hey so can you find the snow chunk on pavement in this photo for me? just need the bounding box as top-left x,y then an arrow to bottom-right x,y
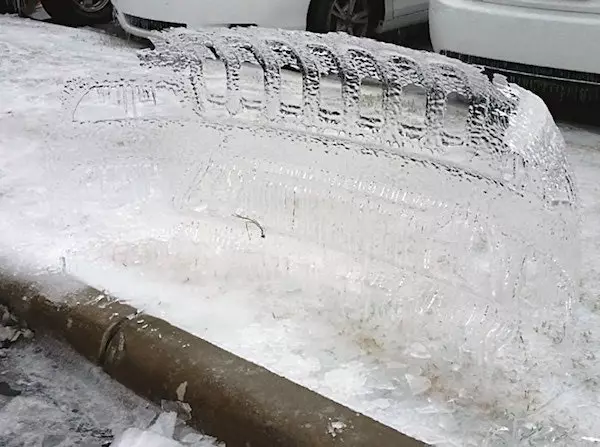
111,412 -> 221,447
111,428 -> 181,447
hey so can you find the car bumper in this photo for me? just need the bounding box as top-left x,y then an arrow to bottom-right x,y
429,0 -> 600,74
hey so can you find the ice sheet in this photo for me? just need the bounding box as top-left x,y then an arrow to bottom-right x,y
0,17 -> 598,446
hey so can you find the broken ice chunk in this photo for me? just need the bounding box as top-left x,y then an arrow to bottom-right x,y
405,373 -> 432,395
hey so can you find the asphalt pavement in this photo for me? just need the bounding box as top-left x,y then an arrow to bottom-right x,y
0,306 -> 208,447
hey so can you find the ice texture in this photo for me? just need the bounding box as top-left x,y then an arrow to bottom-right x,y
110,412 -> 221,447
2,20 -> 583,444
66,28 -> 578,360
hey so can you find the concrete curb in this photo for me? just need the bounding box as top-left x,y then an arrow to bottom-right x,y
0,271 -> 426,447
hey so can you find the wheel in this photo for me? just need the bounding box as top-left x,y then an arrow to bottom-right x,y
0,0 -> 17,13
0,0 -> 22,15
307,0 -> 381,38
0,0 -> 34,15
40,0 -> 112,25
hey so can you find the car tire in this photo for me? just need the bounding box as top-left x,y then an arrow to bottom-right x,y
0,0 -> 19,14
0,0 -> 36,16
307,0 -> 381,37
40,0 -> 112,25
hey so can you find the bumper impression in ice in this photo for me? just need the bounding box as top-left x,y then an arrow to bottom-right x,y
63,28 -> 579,381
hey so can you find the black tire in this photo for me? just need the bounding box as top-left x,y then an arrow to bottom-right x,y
40,0 -> 112,25
0,0 -> 19,14
307,0 -> 381,37
0,0 -> 36,16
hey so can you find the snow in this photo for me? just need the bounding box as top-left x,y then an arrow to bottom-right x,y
0,15 -> 598,446
110,412 -> 220,447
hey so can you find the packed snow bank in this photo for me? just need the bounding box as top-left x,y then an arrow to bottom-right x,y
1,16 -> 598,446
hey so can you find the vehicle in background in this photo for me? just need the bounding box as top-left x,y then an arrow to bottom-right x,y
430,0 -> 600,76
0,0 -> 112,24
429,0 -> 600,123
112,0 -> 428,39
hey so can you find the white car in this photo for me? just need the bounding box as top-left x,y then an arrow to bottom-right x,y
429,0 -> 600,77
112,0 -> 428,39
1,0 -> 112,24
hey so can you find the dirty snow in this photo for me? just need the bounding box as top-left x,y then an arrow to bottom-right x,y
0,305 -> 220,447
0,15 -> 599,446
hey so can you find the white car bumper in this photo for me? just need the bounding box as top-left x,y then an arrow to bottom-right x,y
429,0 -> 600,74
112,0 -> 310,38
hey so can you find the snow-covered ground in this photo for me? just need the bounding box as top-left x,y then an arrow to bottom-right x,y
0,306 -> 220,447
1,15 -> 599,446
